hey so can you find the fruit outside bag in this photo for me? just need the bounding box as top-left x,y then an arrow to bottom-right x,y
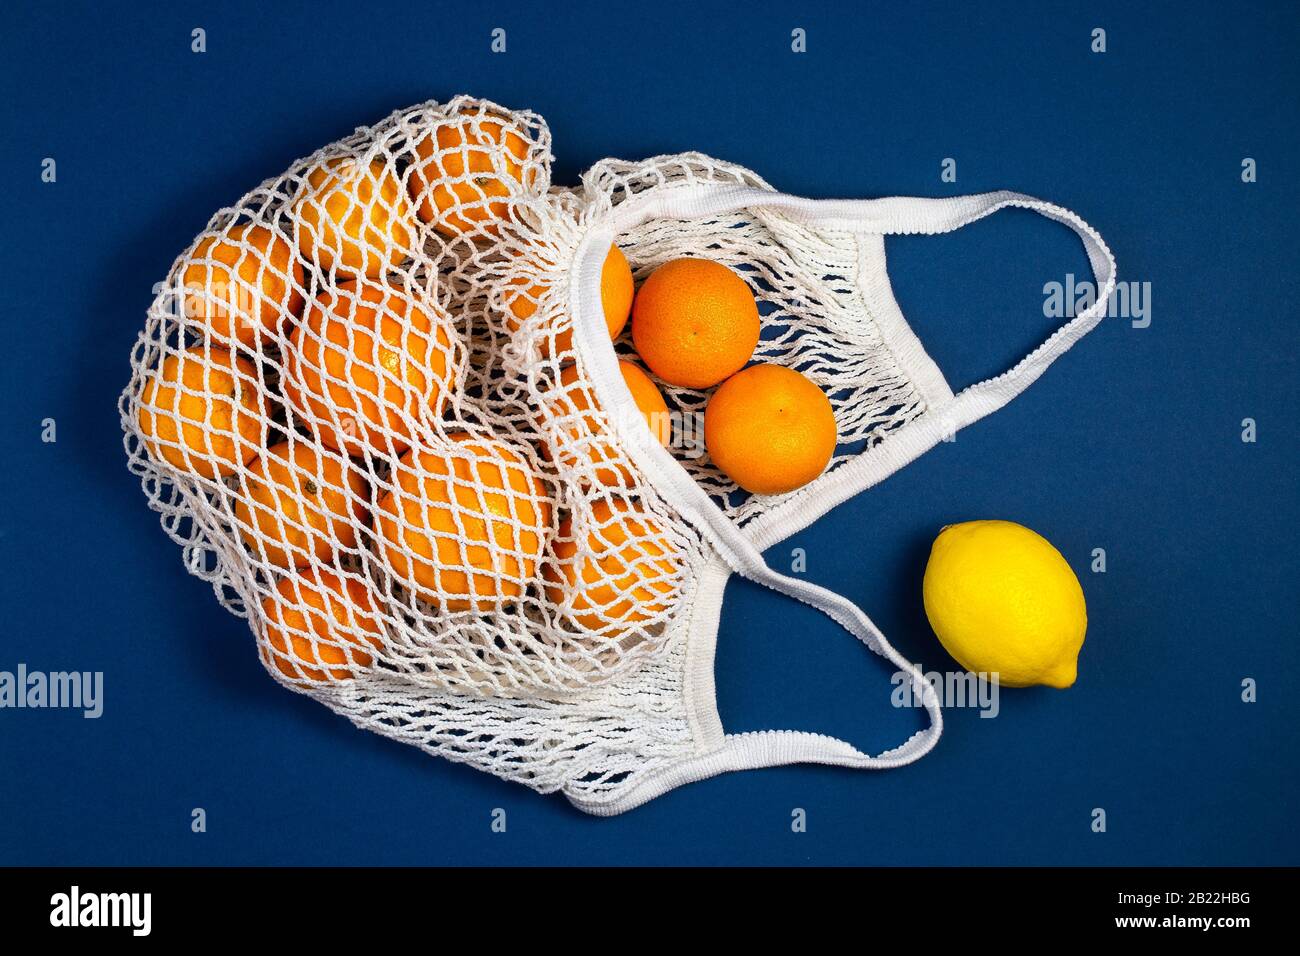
121,98 -> 1115,814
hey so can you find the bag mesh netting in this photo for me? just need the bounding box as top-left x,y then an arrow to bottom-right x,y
120,96 -> 941,799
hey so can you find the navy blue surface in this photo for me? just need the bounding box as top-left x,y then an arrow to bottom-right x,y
2,0 -> 1296,865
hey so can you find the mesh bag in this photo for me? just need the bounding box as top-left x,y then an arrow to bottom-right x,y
121,96 -> 1115,813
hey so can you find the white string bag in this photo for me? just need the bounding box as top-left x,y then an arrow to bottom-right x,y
120,97 -> 1116,814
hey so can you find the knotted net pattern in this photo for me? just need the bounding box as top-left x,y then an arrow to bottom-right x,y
120,96 -> 934,798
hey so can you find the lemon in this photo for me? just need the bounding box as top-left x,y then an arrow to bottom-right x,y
922,520 -> 1086,688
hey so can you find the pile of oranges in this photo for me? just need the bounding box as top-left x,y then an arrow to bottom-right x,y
134,104 -> 839,687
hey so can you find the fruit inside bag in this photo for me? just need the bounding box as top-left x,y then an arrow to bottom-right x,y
124,96 -> 718,701
121,96 -> 1113,810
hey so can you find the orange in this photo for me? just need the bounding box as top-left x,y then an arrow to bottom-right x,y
503,244 -> 633,358
232,440 -> 368,569
295,156 -> 413,278
545,361 -> 670,486
543,498 -> 681,637
631,257 -> 760,389
282,279 -> 457,456
617,360 -> 672,448
704,363 -> 837,495
407,112 -> 535,236
136,345 -> 268,479
599,244 -> 636,342
374,433 -> 552,612
260,569 -> 386,682
181,223 -> 304,346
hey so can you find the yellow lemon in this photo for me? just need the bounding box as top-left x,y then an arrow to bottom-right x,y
922,520 -> 1086,688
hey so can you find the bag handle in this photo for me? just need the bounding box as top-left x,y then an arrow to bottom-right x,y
567,534 -> 944,816
713,546 -> 945,770
746,190 -> 1118,551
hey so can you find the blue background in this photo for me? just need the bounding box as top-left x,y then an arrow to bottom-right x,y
2,0 -> 1296,865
